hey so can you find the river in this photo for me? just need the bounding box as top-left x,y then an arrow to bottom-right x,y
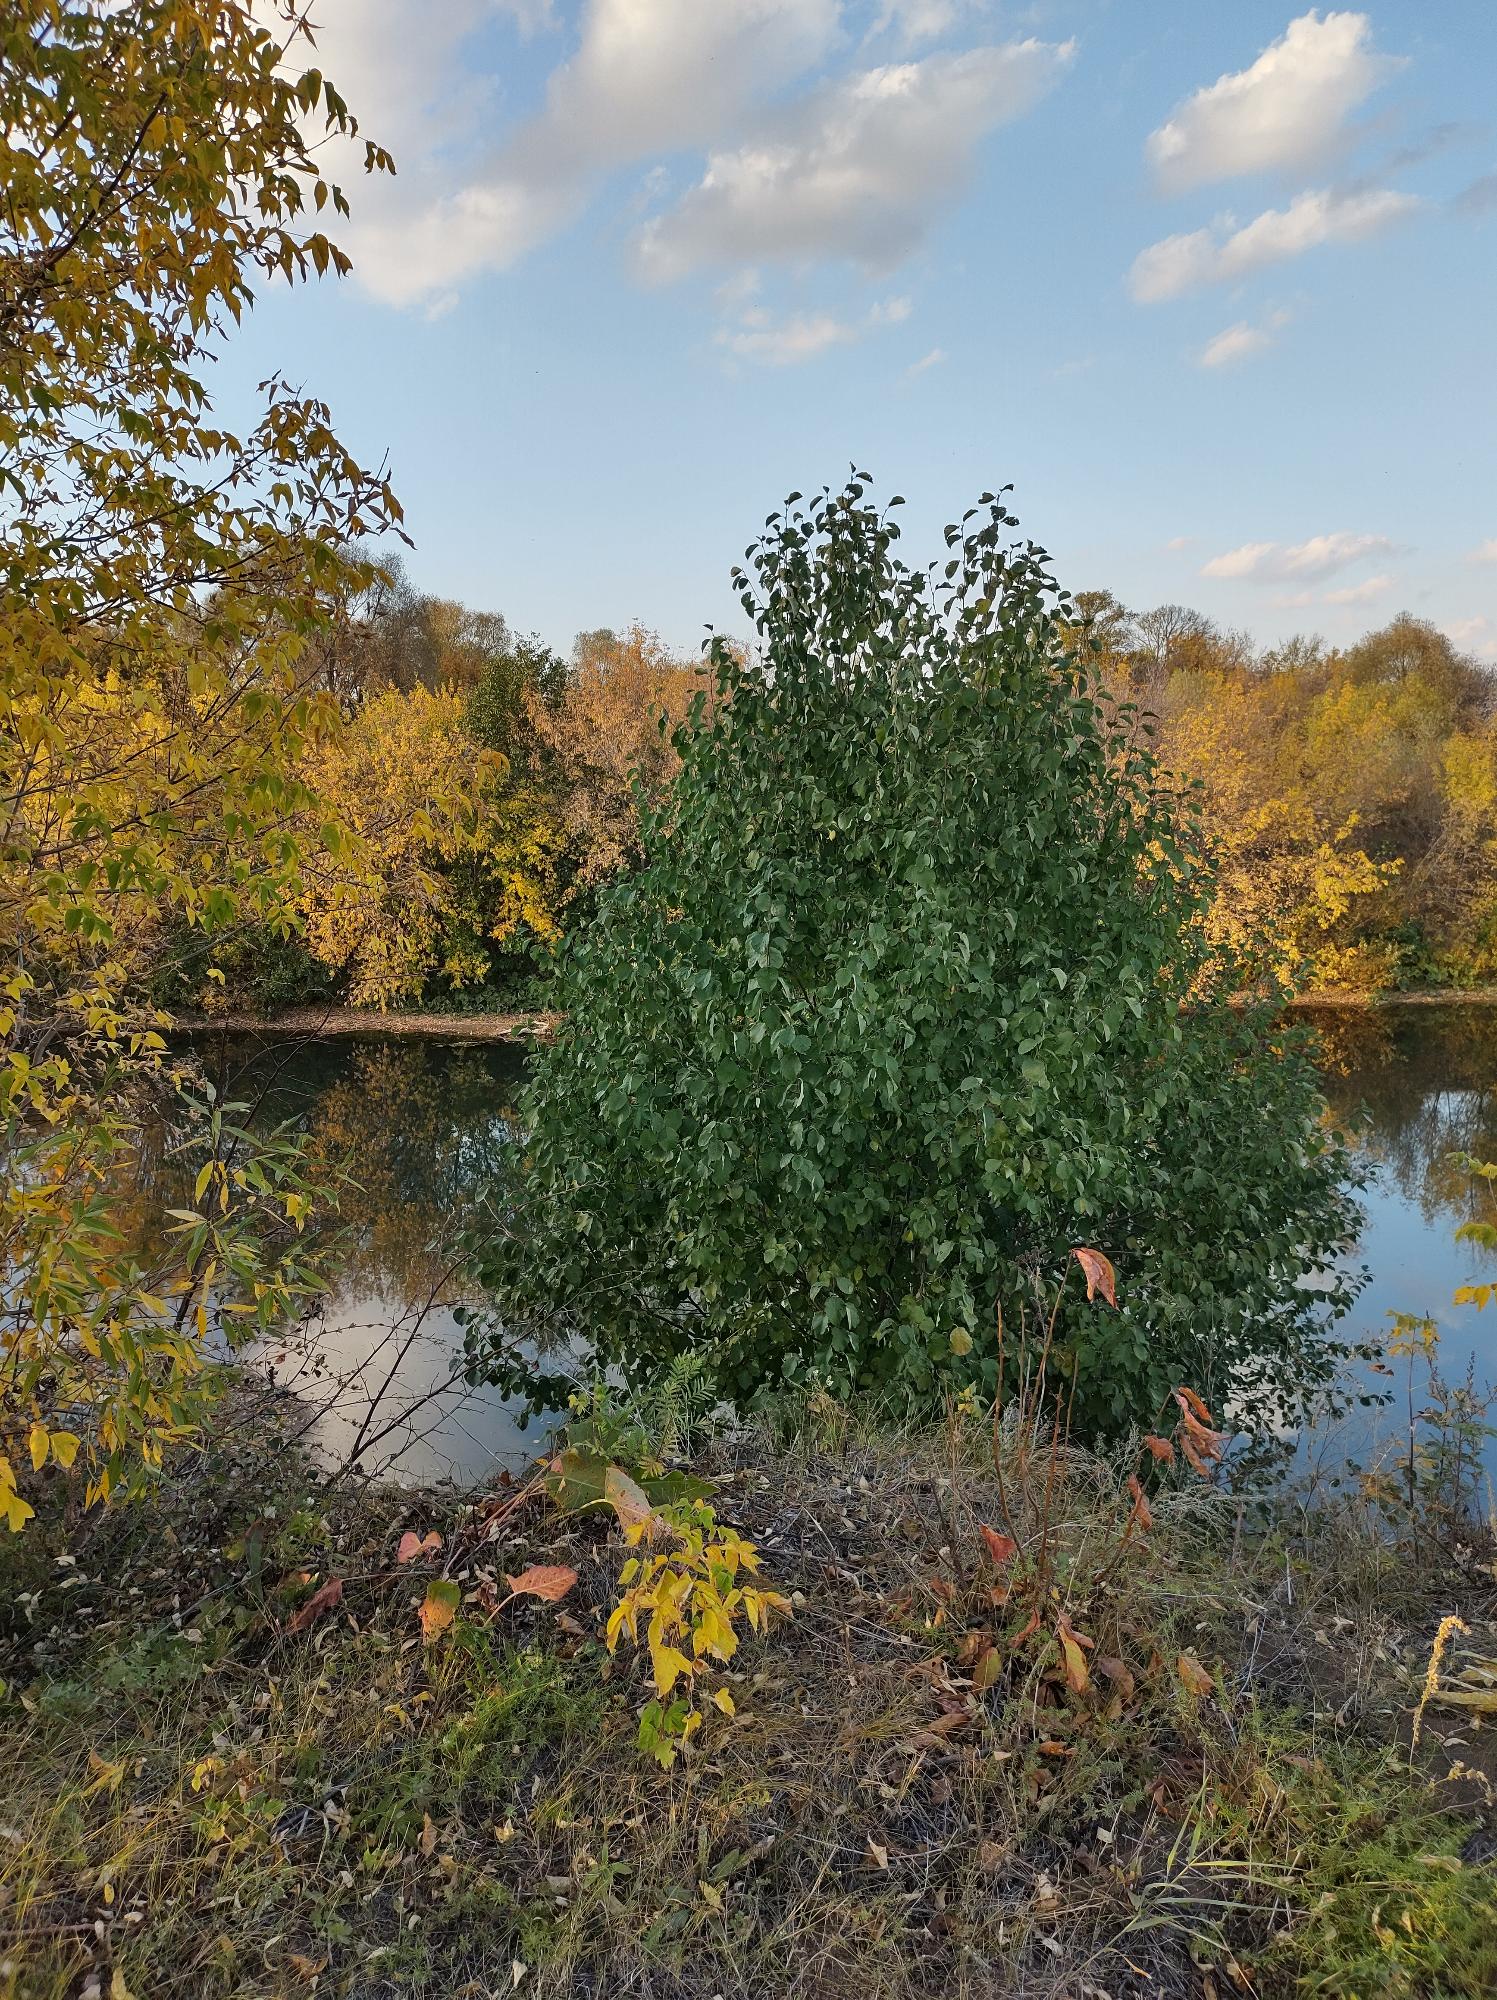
172,1007 -> 1497,1488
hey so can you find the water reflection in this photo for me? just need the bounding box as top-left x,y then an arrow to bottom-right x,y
164,1009 -> 1497,1486
1306,1005 -> 1497,1475
175,1032 -> 560,1486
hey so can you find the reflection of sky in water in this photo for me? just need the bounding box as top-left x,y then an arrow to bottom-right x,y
175,1010 -> 1497,1487
1308,1010 -> 1497,1476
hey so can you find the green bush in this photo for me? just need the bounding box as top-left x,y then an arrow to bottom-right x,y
479,478 -> 1362,1433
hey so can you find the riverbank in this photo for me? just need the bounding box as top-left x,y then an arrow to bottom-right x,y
171,1004 -> 564,1042
161,987 -> 1497,1044
4,1384 -> 1495,1999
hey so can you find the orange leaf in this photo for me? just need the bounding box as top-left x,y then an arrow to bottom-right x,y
396,1530 -> 442,1566
503,1564 -> 578,1606
1142,1434 -> 1175,1464
1176,1652 -> 1214,1698
1069,1246 -> 1117,1308
285,1576 -> 342,1635
1126,1473 -> 1154,1532
979,1523 -> 1019,1568
419,1577 -> 461,1642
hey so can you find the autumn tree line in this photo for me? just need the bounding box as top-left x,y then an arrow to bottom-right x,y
153,572 -> 1497,1015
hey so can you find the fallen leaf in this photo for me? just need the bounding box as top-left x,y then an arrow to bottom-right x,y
419,1577 -> 462,1642
979,1523 -> 1019,1567
396,1530 -> 441,1566
1070,1246 -> 1117,1308
284,1576 -> 343,1636
1096,1656 -> 1136,1704
866,1836 -> 889,1869
419,1812 -> 437,1857
973,1643 -> 1003,1692
503,1564 -> 578,1607
1176,1652 -> 1214,1698
977,1837 -> 1009,1873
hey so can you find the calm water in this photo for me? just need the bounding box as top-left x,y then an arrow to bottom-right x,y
173,1007 -> 1497,1486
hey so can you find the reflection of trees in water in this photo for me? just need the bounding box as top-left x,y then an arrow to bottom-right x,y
1305,1007 -> 1497,1228
175,1033 -> 527,1306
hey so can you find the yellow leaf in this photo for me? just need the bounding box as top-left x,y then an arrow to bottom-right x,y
28,1424 -> 49,1472
712,1687 -> 736,1715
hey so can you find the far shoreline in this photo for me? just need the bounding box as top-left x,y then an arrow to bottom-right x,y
162,986 -> 1497,1043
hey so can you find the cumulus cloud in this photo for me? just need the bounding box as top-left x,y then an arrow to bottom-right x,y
717,310 -> 859,365
716,290 -> 916,367
1201,532 -> 1394,582
1146,10 -> 1399,192
319,0 -> 844,307
1323,574 -> 1393,604
1444,616 -> 1497,660
1198,308 -> 1290,367
1469,540 -> 1497,564
1129,185 -> 1418,302
909,346 -> 947,373
872,0 -> 979,45
635,41 -> 1074,282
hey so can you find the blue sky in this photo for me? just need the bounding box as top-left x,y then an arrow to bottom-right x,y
231,2 -> 1497,659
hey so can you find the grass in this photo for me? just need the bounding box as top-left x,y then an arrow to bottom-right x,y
2,1385 -> 1495,1999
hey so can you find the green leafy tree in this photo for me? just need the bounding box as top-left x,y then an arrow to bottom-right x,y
480,479 -> 1362,1436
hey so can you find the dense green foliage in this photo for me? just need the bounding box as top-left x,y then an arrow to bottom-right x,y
481,479 -> 1362,1432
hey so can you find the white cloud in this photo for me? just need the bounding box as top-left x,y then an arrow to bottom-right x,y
1130,185 -> 1418,302
1323,573 -> 1393,604
715,289 -> 916,367
635,41 -> 1074,282
1165,536 -> 1193,551
909,345 -> 946,373
717,309 -> 858,365
872,0 -> 976,45
321,0 -> 844,307
1444,616 -> 1497,660
1146,11 -> 1399,193
1198,308 -> 1290,367
1201,531 -> 1394,582
1468,539 -> 1497,564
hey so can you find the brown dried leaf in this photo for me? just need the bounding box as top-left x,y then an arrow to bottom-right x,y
396,1530 -> 442,1566
1069,1246 -> 1117,1308
1176,1652 -> 1214,1698
1126,1473 -> 1154,1533
503,1564 -> 579,1606
284,1576 -> 342,1635
1142,1433 -> 1175,1464
979,1523 -> 1019,1567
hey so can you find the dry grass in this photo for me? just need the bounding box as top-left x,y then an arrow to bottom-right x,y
2,1386 -> 1495,1999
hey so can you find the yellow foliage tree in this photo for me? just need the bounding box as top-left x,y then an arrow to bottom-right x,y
1157,671 -> 1396,987
298,687 -> 564,1007
1,0 -> 399,1528
527,624 -> 712,894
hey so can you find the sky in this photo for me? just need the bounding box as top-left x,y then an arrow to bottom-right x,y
228,1 -> 1497,660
